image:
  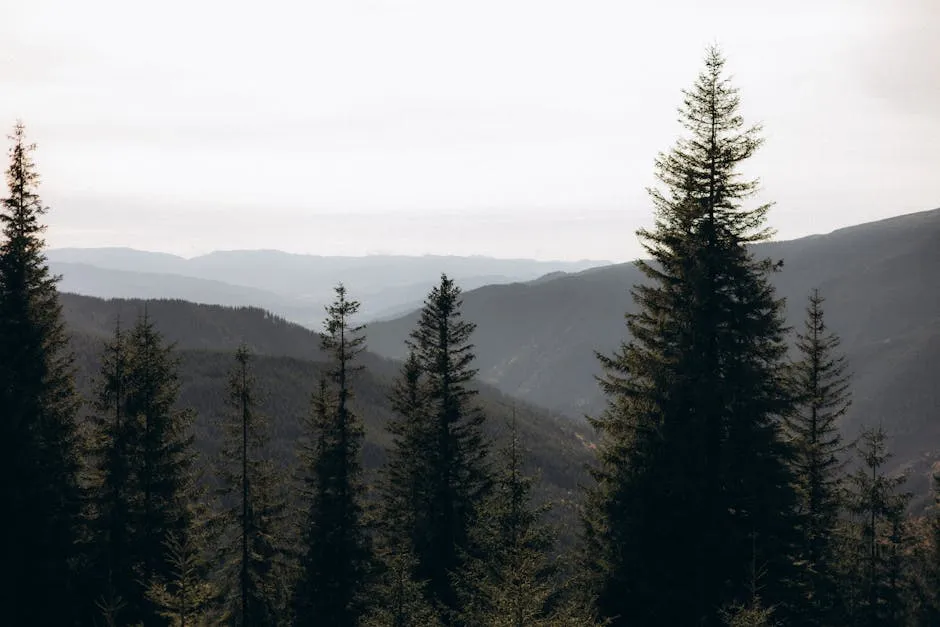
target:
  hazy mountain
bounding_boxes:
[48,249,608,323]
[365,208,940,467]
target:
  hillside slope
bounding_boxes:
[62,294,593,527]
[366,208,940,462]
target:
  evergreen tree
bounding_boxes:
[119,312,201,622]
[582,47,797,626]
[216,345,287,626]
[0,121,85,624]
[459,408,558,626]
[365,546,442,627]
[381,274,491,623]
[294,284,371,626]
[87,318,142,623]
[146,526,226,627]
[842,426,912,627]
[784,289,852,624]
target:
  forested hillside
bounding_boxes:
[5,46,940,627]
[366,208,940,460]
[64,293,593,516]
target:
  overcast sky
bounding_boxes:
[2,0,938,261]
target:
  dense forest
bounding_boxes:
[3,47,939,626]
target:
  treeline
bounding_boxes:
[2,47,940,627]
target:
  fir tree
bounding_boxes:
[87,318,142,623]
[146,526,226,627]
[216,345,287,626]
[0,121,85,624]
[365,546,442,627]
[459,408,558,626]
[582,47,797,626]
[125,312,202,622]
[784,289,852,624]
[842,426,912,627]
[381,274,491,623]
[294,284,371,626]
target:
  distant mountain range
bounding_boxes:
[54,208,940,507]
[363,208,940,486]
[47,249,609,325]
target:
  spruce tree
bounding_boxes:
[146,526,226,627]
[784,289,852,624]
[0,121,85,624]
[365,547,442,627]
[842,426,912,627]
[381,274,491,623]
[294,284,371,626]
[87,318,141,623]
[458,408,558,626]
[582,47,796,626]
[216,345,286,626]
[126,312,202,622]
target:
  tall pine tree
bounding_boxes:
[0,121,85,624]
[784,289,852,624]
[842,426,912,627]
[381,274,491,623]
[294,284,371,626]
[216,344,287,626]
[458,407,558,626]
[582,47,796,626]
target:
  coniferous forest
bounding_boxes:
[3,47,939,626]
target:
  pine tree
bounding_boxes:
[459,408,558,626]
[216,344,287,626]
[125,312,201,621]
[784,289,852,624]
[381,274,491,623]
[87,318,141,623]
[842,426,912,627]
[365,546,442,627]
[294,284,371,626]
[0,121,85,624]
[146,526,226,627]
[582,47,797,626]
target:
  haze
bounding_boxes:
[2,0,938,261]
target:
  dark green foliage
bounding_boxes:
[784,289,852,624]
[86,318,142,622]
[87,312,201,623]
[365,546,442,627]
[146,525,226,627]
[582,47,797,626]
[216,345,287,626]
[294,284,372,626]
[841,426,913,626]
[0,122,84,624]
[458,409,558,626]
[381,274,492,622]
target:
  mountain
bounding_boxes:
[47,248,608,323]
[61,293,593,534]
[364,208,940,467]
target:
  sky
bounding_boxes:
[1,0,938,262]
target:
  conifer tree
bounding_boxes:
[294,284,371,626]
[842,426,912,627]
[381,274,491,622]
[146,527,226,627]
[365,546,442,627]
[0,121,85,624]
[459,408,557,626]
[216,345,286,626]
[124,313,201,622]
[87,318,141,623]
[582,47,796,626]
[784,289,852,624]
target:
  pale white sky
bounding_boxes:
[2,0,938,261]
